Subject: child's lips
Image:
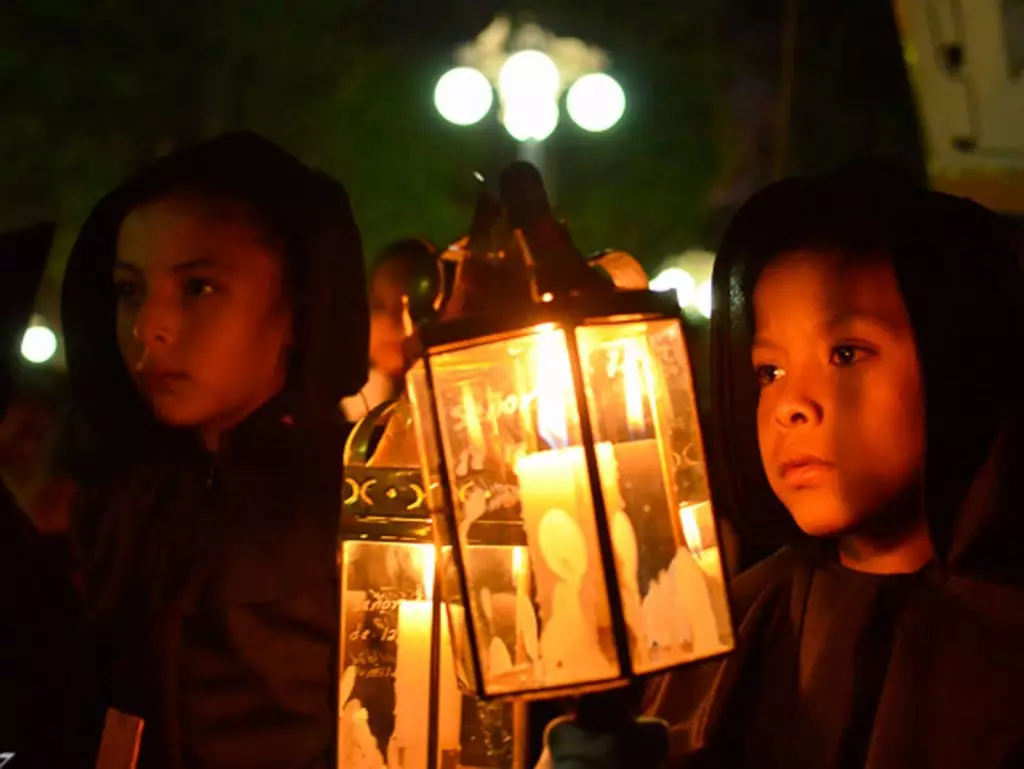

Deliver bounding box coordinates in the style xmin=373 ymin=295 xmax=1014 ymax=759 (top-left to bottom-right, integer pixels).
xmin=136 ymin=369 xmax=190 ymax=394
xmin=779 ymin=456 xmax=835 ymax=487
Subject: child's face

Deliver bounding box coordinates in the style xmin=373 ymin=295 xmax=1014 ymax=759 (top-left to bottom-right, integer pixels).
xmin=751 ymin=250 xmax=925 ymax=537
xmin=113 ymin=196 xmax=292 ymax=442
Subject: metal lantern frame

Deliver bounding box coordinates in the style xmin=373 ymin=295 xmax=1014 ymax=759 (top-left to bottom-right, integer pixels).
xmin=405 ymin=286 xmax=736 ymax=703
xmin=339 ymin=401 xmax=526 ymax=769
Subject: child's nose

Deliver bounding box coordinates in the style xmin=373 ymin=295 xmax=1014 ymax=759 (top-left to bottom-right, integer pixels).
xmin=132 ymin=297 xmax=178 ymax=348
xmin=774 ymin=380 xmax=824 ymax=427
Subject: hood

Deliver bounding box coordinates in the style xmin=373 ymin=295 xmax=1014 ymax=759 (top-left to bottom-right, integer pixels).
xmin=61 ymin=132 xmax=368 ymax=447
xmin=1 ymin=222 xmax=54 ymax=416
xmin=708 ymin=162 xmax=1024 ymax=580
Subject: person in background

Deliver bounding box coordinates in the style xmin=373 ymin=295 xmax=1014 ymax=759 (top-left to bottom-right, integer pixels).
xmin=0 ymin=383 xmax=60 ymax=515
xmin=62 ymin=131 xmax=368 ymax=768
xmin=0 ymin=223 xmax=79 ymax=769
xmin=651 ymin=162 xmax=1024 ymax=768
xmin=342 ymin=237 xmax=444 ymax=422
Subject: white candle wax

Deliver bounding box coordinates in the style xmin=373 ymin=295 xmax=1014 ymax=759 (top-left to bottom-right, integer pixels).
xmin=514 ymin=442 xmax=621 ymax=686
xmin=394 ymin=600 xmax=461 ymax=769
xmin=680 ymin=502 xmax=732 ymax=646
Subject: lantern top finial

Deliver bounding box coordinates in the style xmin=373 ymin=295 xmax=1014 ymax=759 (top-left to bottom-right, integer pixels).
xmin=438 ymin=162 xmax=613 ymax=326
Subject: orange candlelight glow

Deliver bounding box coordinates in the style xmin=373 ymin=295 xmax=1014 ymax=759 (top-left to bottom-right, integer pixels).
xmin=681 ymin=504 xmax=703 ymax=556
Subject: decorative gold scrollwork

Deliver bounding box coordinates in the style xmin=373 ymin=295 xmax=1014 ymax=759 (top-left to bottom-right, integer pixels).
xmin=407 ymin=484 xmax=426 ymax=510
xmin=343 ymin=477 xmax=360 ymax=506
xmin=358 ymin=478 xmax=378 ymax=506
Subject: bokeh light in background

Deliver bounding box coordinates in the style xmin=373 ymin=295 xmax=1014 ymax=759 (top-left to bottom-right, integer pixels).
xmin=497 ymin=50 xmax=562 ymax=103
xmin=435 ymin=36 xmax=626 ymax=143
xmin=695 ymin=279 xmax=713 ymax=318
xmin=433 ymin=67 xmax=494 ymax=126
xmin=566 ymin=73 xmax=626 ymax=132
xmin=501 ymin=97 xmax=559 ymax=141
xmin=20 ymin=322 xmax=58 ymax=364
xmin=649 ymin=267 xmax=696 ymax=308
xmin=650 ymin=249 xmax=715 ymax=318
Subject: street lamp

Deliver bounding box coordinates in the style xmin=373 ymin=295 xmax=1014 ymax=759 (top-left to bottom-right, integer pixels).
xmin=433 ymin=17 xmax=627 ymax=175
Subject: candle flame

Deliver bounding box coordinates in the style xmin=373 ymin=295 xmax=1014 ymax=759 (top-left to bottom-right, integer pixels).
xmin=461 ymin=385 xmax=485 ymax=447
xmin=534 ymin=327 xmax=573 ymax=450
xmin=418 ymin=544 xmax=437 ymax=602
xmin=512 ymin=546 xmax=526 ymax=581
xmin=623 ymin=340 xmax=647 ymax=437
xmin=680 ymin=504 xmax=703 ymax=556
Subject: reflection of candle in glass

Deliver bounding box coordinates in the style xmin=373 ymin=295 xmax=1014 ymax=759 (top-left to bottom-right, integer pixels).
xmin=680 ymin=502 xmax=730 ymax=641
xmin=513 ymin=328 xmax=620 ymax=686
xmin=462 ymin=384 xmax=484 ymax=447
xmin=623 ymin=339 xmax=647 ymax=440
xmin=394 ymin=547 xmax=461 ymax=769
xmin=511 ymin=546 xmax=530 ymax=769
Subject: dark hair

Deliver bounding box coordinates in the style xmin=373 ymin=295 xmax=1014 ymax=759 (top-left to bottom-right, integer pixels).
xmin=370 ymin=238 xmax=443 ymax=323
xmin=127 ymin=182 xmax=295 ymax=301
xmin=372 ymin=238 xmax=438 ymax=278
xmin=738 ymin=161 xmax=923 ymax=299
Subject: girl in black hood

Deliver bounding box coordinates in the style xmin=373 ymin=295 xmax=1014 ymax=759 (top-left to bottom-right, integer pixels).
xmin=651 ymin=163 xmax=1024 ymax=768
xmin=62 ymin=132 xmax=369 ymax=768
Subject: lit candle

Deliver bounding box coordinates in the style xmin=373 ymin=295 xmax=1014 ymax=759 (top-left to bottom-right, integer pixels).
xmin=393 ymin=547 xmax=461 ymax=769
xmin=680 ymin=502 xmax=732 ymax=645
xmin=514 ymin=443 xmax=622 ymax=686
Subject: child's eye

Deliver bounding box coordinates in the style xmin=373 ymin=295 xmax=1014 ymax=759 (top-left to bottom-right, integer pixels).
xmin=829 ymin=345 xmax=875 ymax=367
xmin=183 ymin=278 xmax=216 ymax=299
xmin=114 ymin=280 xmax=141 ymax=304
xmin=755 ymin=364 xmax=784 ymax=388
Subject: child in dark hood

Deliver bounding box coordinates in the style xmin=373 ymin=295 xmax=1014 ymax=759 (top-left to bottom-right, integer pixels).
xmin=342 ymin=237 xmax=443 ymax=422
xmin=651 ymin=163 xmax=1024 ymax=768
xmin=62 ymin=132 xmax=368 ymax=768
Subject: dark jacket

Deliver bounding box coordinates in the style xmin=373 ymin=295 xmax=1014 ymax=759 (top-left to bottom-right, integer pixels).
xmin=61 ymin=132 xmax=369 ymax=768
xmin=651 ymin=167 xmax=1024 ymax=768
xmin=0 ymin=222 xmax=79 ymax=769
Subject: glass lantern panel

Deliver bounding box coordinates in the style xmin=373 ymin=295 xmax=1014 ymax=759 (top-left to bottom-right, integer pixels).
xmin=338 ymin=540 xmax=463 ymax=769
xmin=407 ymin=363 xmax=477 ymax=692
xmin=426 ymin=324 xmax=622 ymax=697
xmin=575 ymin=318 xmax=734 ymax=675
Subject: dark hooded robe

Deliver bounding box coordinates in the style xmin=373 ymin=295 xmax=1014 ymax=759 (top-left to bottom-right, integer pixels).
xmin=61 ymin=132 xmax=369 ymax=768
xmin=650 ymin=166 xmax=1024 ymax=768
xmin=0 ymin=223 xmax=80 ymax=769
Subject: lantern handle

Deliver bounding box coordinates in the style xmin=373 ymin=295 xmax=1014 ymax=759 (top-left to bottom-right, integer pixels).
xmin=343 ymin=399 xmax=401 ymax=468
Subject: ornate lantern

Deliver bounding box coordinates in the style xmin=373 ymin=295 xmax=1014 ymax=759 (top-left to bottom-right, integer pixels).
xmin=338 ymin=401 xmax=525 ymax=769
xmin=402 ymin=164 xmax=734 ymax=702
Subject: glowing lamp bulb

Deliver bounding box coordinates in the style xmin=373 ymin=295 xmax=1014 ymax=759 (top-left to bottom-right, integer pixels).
xmin=566 ymin=73 xmax=626 ymax=132
xmin=434 ymin=67 xmax=494 ymax=126
xmin=502 ymin=96 xmax=559 ymax=142
xmin=20 ymin=324 xmax=57 ymax=364
xmin=497 ymin=50 xmax=561 ymax=104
